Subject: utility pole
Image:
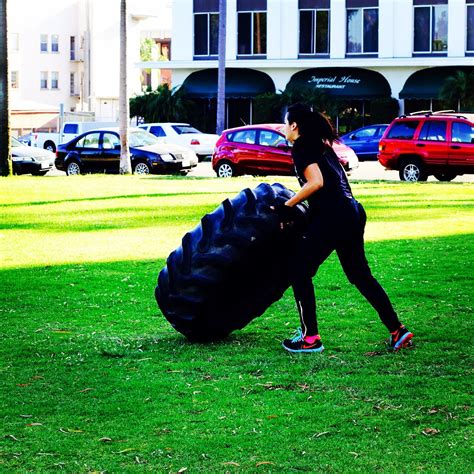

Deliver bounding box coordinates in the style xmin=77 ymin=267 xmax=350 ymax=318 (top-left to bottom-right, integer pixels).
xmin=216 ymin=0 xmax=226 ymax=135
xmin=0 ymin=0 xmax=12 ymax=176
xmin=119 ymin=0 xmax=132 ymax=174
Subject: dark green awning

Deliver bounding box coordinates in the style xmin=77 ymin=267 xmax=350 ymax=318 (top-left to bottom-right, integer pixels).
xmin=181 ymin=68 xmax=275 ymax=99
xmin=286 ymin=67 xmax=391 ymax=99
xmin=400 ymin=66 xmax=474 ymax=99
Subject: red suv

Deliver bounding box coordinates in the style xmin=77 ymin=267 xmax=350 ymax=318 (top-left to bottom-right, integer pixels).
xmin=212 ymin=124 xmax=359 ymax=178
xmin=378 ymin=112 xmax=474 ymax=181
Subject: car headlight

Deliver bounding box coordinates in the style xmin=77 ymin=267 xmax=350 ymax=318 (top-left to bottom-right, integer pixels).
xmin=160 ymin=153 xmax=174 ymax=162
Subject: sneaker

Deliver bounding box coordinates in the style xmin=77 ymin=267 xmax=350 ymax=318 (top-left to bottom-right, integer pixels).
xmin=282 ymin=328 xmax=324 ymax=353
xmin=388 ymin=325 xmax=413 ymax=351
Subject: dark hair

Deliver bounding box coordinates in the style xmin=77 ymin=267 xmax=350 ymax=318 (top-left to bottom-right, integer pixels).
xmin=286 ymin=103 xmax=338 ymax=145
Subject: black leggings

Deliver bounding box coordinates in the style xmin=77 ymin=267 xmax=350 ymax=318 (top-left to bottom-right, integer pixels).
xmin=289 ymin=200 xmax=401 ymax=336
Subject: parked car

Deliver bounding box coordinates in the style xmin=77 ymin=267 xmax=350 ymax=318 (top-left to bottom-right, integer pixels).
xmin=11 ymin=136 xmax=55 ymax=175
xmin=138 ymin=122 xmax=219 ymax=161
xmin=340 ymin=124 xmax=388 ymax=161
xmin=55 ymin=128 xmax=198 ymax=176
xmin=33 ymin=121 xmax=118 ymax=153
xmin=212 ymin=124 xmax=359 ymax=178
xmin=378 ymin=111 xmax=474 ymax=181
xmin=17 ymin=132 xmax=35 ymax=146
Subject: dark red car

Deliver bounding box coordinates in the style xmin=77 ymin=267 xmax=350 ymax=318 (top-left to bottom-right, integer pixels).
xmin=212 ymin=124 xmax=359 ymax=178
xmin=378 ymin=112 xmax=474 ymax=181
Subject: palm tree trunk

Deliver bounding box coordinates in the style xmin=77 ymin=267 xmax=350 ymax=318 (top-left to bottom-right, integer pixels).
xmin=119 ymin=0 xmax=131 ymax=174
xmin=216 ymin=0 xmax=226 ymax=135
xmin=0 ymin=0 xmax=12 ymax=176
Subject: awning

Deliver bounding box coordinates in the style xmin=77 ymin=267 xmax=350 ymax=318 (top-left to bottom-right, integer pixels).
xmin=286 ymin=67 xmax=391 ymax=99
xmin=181 ymin=68 xmax=275 ymax=99
xmin=400 ymin=66 xmax=474 ymax=99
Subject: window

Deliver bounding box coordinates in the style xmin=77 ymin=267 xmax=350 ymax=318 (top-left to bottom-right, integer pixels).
xmin=11 ymin=71 xmax=19 ymax=89
xmin=40 ymin=71 xmax=48 ymax=89
xmin=258 ymin=130 xmax=287 ymax=147
xmin=172 ymin=125 xmax=200 ymax=134
xmin=9 ymin=33 xmax=19 ymax=52
xmin=70 ymin=36 xmax=76 ymax=60
xmin=102 ymin=133 xmax=120 ymax=150
xmin=347 ymin=7 xmax=378 ymax=54
xmin=451 ymin=122 xmax=474 ymax=143
xmin=63 ymin=123 xmax=79 ymax=134
xmin=299 ymin=9 xmax=329 ymax=55
xmin=238 ymin=11 xmax=267 ymax=55
xmin=70 ymin=73 xmax=75 ymax=95
xmin=51 ymin=72 xmax=59 ymax=90
xmin=194 ymin=13 xmax=219 ymax=56
xmin=418 ymin=121 xmax=447 ymax=141
xmin=386 ymin=121 xmax=419 ymax=140
xmin=40 ymin=34 xmax=48 ymax=52
xmin=51 ymin=34 xmax=59 ymax=53
xmin=149 ymin=126 xmax=166 ymax=137
xmin=76 ymin=132 xmax=100 ymax=149
xmin=414 ymin=5 xmax=448 ymax=53
xmin=229 ymin=129 xmax=257 ymax=144
xmin=467 ymin=5 xmax=474 ymax=52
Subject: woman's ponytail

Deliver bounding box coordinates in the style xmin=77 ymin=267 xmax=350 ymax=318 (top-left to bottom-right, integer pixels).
xmin=286 ymin=103 xmax=338 ymax=145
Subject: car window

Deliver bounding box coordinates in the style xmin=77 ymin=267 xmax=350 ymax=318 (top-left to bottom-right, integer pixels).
xmin=418 ymin=121 xmax=447 ymax=142
xmin=102 ymin=133 xmax=120 ymax=149
xmin=129 ymin=130 xmax=160 ymax=147
xmin=76 ymin=132 xmax=100 ymax=148
xmin=354 ymin=127 xmax=376 ymax=138
xmin=228 ymin=130 xmax=257 ymax=145
xmin=258 ymin=130 xmax=287 ymax=147
xmin=172 ymin=125 xmax=201 ymax=135
xmin=451 ymin=122 xmax=474 ymax=143
xmin=149 ymin=126 xmax=166 ymax=137
xmin=377 ymin=126 xmax=388 ymax=136
xmin=11 ymin=137 xmax=22 ymax=147
xmin=63 ymin=123 xmax=79 ymax=134
xmin=386 ymin=121 xmax=419 ymax=140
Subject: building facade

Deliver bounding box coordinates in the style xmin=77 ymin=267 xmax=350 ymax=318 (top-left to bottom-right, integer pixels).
xmin=8 ymin=0 xmax=171 ymax=134
xmin=141 ymin=0 xmax=474 ymax=131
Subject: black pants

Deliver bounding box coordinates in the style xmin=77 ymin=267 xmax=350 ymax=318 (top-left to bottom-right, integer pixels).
xmin=289 ymin=200 xmax=401 ymax=336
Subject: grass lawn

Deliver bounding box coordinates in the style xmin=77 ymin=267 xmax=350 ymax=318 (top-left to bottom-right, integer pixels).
xmin=0 ymin=175 xmax=473 ymax=472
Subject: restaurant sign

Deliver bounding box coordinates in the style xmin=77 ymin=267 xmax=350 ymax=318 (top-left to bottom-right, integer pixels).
xmin=307 ymin=75 xmax=361 ymax=90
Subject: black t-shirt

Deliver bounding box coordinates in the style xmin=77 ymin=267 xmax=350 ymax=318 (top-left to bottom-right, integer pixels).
xmin=291 ymin=136 xmax=353 ymax=212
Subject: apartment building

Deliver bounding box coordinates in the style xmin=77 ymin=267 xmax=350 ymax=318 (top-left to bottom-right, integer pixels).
xmin=141 ymin=0 xmax=474 ymax=130
xmin=8 ymin=0 xmax=171 ymax=134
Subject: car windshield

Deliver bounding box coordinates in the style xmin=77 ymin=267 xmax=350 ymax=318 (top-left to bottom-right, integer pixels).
xmin=172 ymin=125 xmax=201 ymax=135
xmin=129 ymin=130 xmax=160 ymax=147
xmin=11 ymin=137 xmax=22 ymax=147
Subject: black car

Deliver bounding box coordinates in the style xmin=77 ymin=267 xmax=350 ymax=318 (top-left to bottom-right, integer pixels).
xmin=55 ymin=128 xmax=199 ymax=176
xmin=11 ymin=136 xmax=55 ymax=175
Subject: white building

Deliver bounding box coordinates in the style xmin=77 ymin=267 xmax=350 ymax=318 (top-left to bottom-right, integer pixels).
xmin=8 ymin=0 xmax=172 ymax=134
xmin=140 ymin=0 xmax=474 ymax=131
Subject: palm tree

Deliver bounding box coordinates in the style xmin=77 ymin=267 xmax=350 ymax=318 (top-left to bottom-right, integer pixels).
xmin=439 ymin=70 xmax=474 ymax=112
xmin=0 ymin=0 xmax=12 ymax=176
xmin=119 ymin=0 xmax=132 ymax=174
xmin=216 ymin=0 xmax=226 ymax=135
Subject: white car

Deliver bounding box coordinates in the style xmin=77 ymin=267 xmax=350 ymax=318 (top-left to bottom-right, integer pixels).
xmin=138 ymin=123 xmax=219 ymax=161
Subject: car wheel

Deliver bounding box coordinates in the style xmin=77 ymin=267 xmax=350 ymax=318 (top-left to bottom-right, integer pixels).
xmin=155 ymin=183 xmax=308 ymax=341
xmin=134 ymin=162 xmax=150 ymax=175
xmin=399 ymin=158 xmax=427 ymax=182
xmin=44 ymin=141 xmax=56 ymax=153
xmin=434 ymin=172 xmax=457 ymax=182
xmin=216 ymin=161 xmax=235 ymax=178
xmin=66 ymin=161 xmax=81 ymax=176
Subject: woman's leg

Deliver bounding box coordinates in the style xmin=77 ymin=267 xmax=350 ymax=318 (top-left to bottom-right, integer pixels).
xmin=336 ymin=204 xmax=401 ymax=332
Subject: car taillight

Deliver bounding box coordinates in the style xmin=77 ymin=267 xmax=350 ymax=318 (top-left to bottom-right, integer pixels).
xmin=190 ymin=139 xmax=200 ymax=145
xmin=379 ymin=143 xmax=385 ymax=152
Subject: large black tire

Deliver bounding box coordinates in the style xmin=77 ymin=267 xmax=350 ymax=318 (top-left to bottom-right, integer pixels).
xmin=155 ymin=183 xmax=308 ymax=341
xmin=399 ymin=158 xmax=428 ymax=182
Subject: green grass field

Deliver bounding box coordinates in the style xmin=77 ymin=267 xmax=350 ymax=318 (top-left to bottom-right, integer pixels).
xmin=1 ymin=175 xmax=473 ymax=472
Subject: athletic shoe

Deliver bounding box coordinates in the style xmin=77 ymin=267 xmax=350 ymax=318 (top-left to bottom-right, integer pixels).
xmin=282 ymin=328 xmax=324 ymax=353
xmin=388 ymin=325 xmax=413 ymax=351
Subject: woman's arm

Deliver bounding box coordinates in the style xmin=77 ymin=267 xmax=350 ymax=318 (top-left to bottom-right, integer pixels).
xmin=285 ymin=163 xmax=324 ymax=207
